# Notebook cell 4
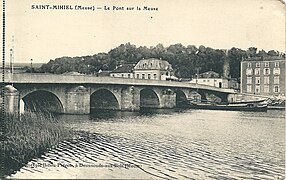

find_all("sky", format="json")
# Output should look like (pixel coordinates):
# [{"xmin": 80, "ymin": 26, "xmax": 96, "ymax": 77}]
[{"xmin": 4, "ymin": 0, "xmax": 285, "ymax": 63}]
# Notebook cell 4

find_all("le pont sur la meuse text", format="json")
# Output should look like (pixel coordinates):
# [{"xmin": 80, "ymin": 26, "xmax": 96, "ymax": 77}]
[{"xmin": 31, "ymin": 5, "xmax": 159, "ymax": 11}]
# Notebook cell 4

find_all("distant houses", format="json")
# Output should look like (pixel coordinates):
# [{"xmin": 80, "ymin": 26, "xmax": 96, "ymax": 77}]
[
  {"xmin": 106, "ymin": 55, "xmax": 285, "ymax": 98},
  {"xmin": 110, "ymin": 64, "xmax": 135, "ymax": 78}
]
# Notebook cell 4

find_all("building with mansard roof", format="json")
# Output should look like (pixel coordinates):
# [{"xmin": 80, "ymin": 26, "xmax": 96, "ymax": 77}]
[{"xmin": 133, "ymin": 58, "xmax": 175, "ymax": 80}]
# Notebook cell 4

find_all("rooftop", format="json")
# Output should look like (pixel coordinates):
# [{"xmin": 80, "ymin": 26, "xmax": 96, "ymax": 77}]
[
  {"xmin": 198, "ymin": 71, "xmax": 222, "ymax": 78},
  {"xmin": 111, "ymin": 64, "xmax": 134, "ymax": 73},
  {"xmin": 243, "ymin": 56, "xmax": 285, "ymax": 62},
  {"xmin": 134, "ymin": 58, "xmax": 173, "ymax": 71}
]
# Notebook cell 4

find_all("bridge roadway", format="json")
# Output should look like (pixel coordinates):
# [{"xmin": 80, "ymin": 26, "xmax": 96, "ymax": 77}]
[
  {"xmin": 4, "ymin": 73, "xmax": 235, "ymax": 94},
  {"xmin": 3, "ymin": 73, "xmax": 238, "ymax": 114}
]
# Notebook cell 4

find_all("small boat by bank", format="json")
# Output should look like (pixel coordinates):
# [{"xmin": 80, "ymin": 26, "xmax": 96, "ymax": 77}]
[
  {"xmin": 189, "ymin": 101, "xmax": 268, "ymax": 112},
  {"xmin": 267, "ymin": 106, "xmax": 285, "ymax": 110}
]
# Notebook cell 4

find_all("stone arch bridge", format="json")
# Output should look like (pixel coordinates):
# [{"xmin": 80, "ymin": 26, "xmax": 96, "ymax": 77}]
[{"xmin": 3, "ymin": 73, "xmax": 236, "ymax": 114}]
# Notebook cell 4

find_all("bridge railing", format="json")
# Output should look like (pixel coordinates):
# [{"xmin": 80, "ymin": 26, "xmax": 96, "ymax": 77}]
[{"xmin": 4, "ymin": 73, "xmax": 236, "ymax": 93}]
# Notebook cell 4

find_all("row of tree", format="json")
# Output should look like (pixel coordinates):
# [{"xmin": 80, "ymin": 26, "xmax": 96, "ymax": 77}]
[{"xmin": 36, "ymin": 43, "xmax": 284, "ymax": 79}]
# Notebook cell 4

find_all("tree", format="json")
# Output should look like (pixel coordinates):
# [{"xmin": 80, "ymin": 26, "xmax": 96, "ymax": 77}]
[
  {"xmin": 228, "ymin": 47, "xmax": 247, "ymax": 79},
  {"xmin": 37, "ymin": 43, "xmax": 278, "ymax": 81},
  {"xmin": 267, "ymin": 50, "xmax": 279, "ymax": 57},
  {"xmin": 246, "ymin": 47, "xmax": 257, "ymax": 57},
  {"xmin": 257, "ymin": 50, "xmax": 267, "ymax": 57}
]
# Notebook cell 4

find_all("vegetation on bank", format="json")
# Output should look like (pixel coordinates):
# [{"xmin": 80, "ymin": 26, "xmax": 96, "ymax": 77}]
[
  {"xmin": 1, "ymin": 112, "xmax": 72, "ymax": 177},
  {"xmin": 32, "ymin": 43, "xmax": 284, "ymax": 79}
]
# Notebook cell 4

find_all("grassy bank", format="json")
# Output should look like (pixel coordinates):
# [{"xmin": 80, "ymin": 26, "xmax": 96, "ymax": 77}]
[{"xmin": 1, "ymin": 112, "xmax": 72, "ymax": 177}]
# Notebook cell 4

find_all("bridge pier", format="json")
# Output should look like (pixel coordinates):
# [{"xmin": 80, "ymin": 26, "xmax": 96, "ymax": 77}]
[
  {"xmin": 160, "ymin": 89, "xmax": 176, "ymax": 108},
  {"xmin": 3, "ymin": 85, "xmax": 20, "ymax": 114},
  {"xmin": 65, "ymin": 86, "xmax": 90, "ymax": 114},
  {"xmin": 121, "ymin": 86, "xmax": 140, "ymax": 111}
]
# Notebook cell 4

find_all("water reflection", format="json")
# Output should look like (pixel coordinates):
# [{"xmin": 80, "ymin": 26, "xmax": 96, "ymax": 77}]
[
  {"xmin": 89, "ymin": 108, "xmax": 186, "ymax": 121},
  {"xmin": 10, "ymin": 109, "xmax": 285, "ymax": 179}
]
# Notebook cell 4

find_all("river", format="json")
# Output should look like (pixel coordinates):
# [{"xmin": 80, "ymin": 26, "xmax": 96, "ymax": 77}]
[{"xmin": 10, "ymin": 109, "xmax": 285, "ymax": 179}]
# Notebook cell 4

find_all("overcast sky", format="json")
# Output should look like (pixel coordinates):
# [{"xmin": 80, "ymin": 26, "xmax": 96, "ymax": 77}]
[{"xmin": 5, "ymin": 0, "xmax": 285, "ymax": 63}]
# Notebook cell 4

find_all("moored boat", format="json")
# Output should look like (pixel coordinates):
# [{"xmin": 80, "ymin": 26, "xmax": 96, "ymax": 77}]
[{"xmin": 189, "ymin": 101, "xmax": 268, "ymax": 112}]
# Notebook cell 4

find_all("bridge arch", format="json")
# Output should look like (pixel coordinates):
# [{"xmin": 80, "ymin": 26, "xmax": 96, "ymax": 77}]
[
  {"xmin": 90, "ymin": 89, "xmax": 120, "ymax": 110},
  {"xmin": 175, "ymin": 90, "xmax": 188, "ymax": 108},
  {"xmin": 21, "ymin": 90, "xmax": 64, "ymax": 113},
  {"xmin": 140, "ymin": 88, "xmax": 160, "ymax": 108}
]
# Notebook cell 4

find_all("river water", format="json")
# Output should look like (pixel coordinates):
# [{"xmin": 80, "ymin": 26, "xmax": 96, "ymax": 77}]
[{"xmin": 10, "ymin": 109, "xmax": 285, "ymax": 179}]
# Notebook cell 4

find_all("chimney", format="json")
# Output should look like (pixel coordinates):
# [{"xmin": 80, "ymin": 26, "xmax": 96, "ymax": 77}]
[{"xmin": 223, "ymin": 49, "xmax": 230, "ymax": 78}]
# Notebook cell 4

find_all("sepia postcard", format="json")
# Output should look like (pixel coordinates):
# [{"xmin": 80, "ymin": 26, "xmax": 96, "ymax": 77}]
[{"xmin": 1, "ymin": 0, "xmax": 285, "ymax": 179}]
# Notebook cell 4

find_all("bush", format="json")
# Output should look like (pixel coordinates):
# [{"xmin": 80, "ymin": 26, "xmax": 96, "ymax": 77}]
[{"xmin": 1, "ymin": 111, "xmax": 72, "ymax": 177}]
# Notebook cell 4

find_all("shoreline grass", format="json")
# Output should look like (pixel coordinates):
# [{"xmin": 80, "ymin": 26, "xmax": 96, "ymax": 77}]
[{"xmin": 1, "ymin": 111, "xmax": 73, "ymax": 177}]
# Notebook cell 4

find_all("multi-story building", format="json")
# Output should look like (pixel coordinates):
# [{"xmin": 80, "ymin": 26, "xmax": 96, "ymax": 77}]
[
  {"xmin": 189, "ymin": 71, "xmax": 229, "ymax": 88},
  {"xmin": 240, "ymin": 56, "xmax": 285, "ymax": 96},
  {"xmin": 110, "ymin": 58, "xmax": 176, "ymax": 80},
  {"xmin": 134, "ymin": 58, "xmax": 175, "ymax": 80}
]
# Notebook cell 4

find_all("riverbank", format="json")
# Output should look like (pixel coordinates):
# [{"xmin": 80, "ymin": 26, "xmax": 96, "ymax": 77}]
[{"xmin": 1, "ymin": 112, "xmax": 72, "ymax": 177}]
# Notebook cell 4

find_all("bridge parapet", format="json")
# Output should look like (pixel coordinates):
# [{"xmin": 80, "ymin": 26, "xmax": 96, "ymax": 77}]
[
  {"xmin": 5, "ymin": 73, "xmax": 236, "ymax": 94},
  {"xmin": 3, "ymin": 73, "xmax": 238, "ymax": 114}
]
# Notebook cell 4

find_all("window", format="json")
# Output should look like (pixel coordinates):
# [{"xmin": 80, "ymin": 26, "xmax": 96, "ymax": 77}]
[
  {"xmin": 207, "ymin": 80, "xmax": 210, "ymax": 82},
  {"xmin": 274, "ymin": 86, "xmax": 280, "ymax": 93},
  {"xmin": 264, "ymin": 85, "xmax": 269, "ymax": 93},
  {"xmin": 128, "ymin": 74, "xmax": 131, "ymax": 78},
  {"xmin": 203, "ymin": 80, "xmax": 206, "ymax": 82},
  {"xmin": 154, "ymin": 74, "xmax": 157, "ymax": 79},
  {"xmin": 148, "ymin": 74, "xmax": 151, "ymax": 79},
  {"xmin": 247, "ymin": 63, "xmax": 252, "ymax": 68},
  {"xmin": 122, "ymin": 74, "xmax": 124, "ymax": 77},
  {"xmin": 264, "ymin": 68, "xmax": 270, "ymax": 75},
  {"xmin": 112, "ymin": 74, "xmax": 115, "ymax": 77},
  {"xmin": 166, "ymin": 72, "xmax": 169, "ymax": 76},
  {"xmin": 256, "ymin": 63, "xmax": 260, "ymax": 67},
  {"xmin": 254, "ymin": 68, "xmax": 260, "ymax": 75},
  {"xmin": 275, "ymin": 62, "xmax": 279, "ymax": 67},
  {"xmin": 264, "ymin": 62, "xmax": 269, "ymax": 67},
  {"xmin": 142, "ymin": 74, "xmax": 145, "ymax": 79},
  {"xmin": 246, "ymin": 68, "xmax": 253, "ymax": 75},
  {"xmin": 247, "ymin": 85, "xmax": 252, "ymax": 93},
  {"xmin": 137, "ymin": 74, "xmax": 139, "ymax": 79},
  {"xmin": 247, "ymin": 77, "xmax": 252, "ymax": 84},
  {"xmin": 273, "ymin": 68, "xmax": 280, "ymax": 75},
  {"xmin": 264, "ymin": 76, "xmax": 269, "ymax": 84},
  {"xmin": 255, "ymin": 77, "xmax": 260, "ymax": 84},
  {"xmin": 274, "ymin": 76, "xmax": 279, "ymax": 84},
  {"xmin": 255, "ymin": 86, "xmax": 260, "ymax": 93}
]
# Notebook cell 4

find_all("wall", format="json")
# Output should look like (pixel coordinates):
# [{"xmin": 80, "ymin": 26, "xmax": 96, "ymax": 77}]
[
  {"xmin": 110, "ymin": 73, "xmax": 134, "ymax": 78},
  {"xmin": 189, "ymin": 78, "xmax": 229, "ymax": 88},
  {"xmin": 134, "ymin": 69, "xmax": 161, "ymax": 80}
]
